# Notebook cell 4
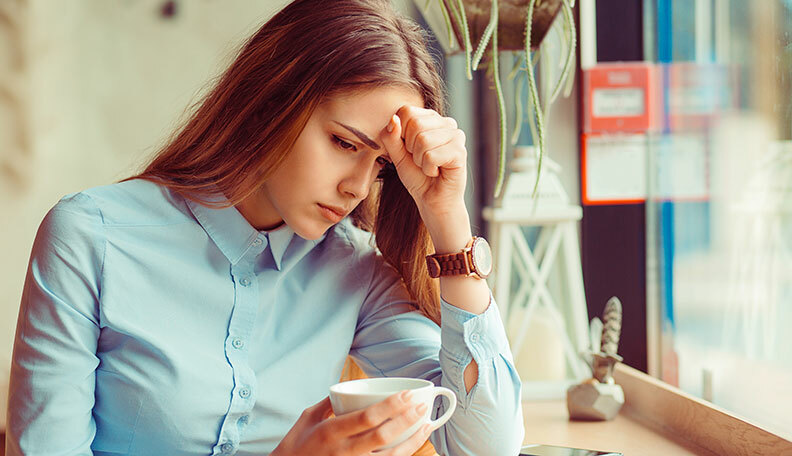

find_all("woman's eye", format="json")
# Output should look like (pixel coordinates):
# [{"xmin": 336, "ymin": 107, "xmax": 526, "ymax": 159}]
[
  {"xmin": 332, "ymin": 135, "xmax": 356, "ymax": 151},
  {"xmin": 376, "ymin": 156, "xmax": 391, "ymax": 167}
]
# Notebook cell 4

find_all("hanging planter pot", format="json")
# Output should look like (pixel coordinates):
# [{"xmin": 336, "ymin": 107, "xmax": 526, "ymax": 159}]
[
  {"xmin": 416, "ymin": 0, "xmax": 576, "ymax": 199},
  {"xmin": 442, "ymin": 0, "xmax": 562, "ymax": 53}
]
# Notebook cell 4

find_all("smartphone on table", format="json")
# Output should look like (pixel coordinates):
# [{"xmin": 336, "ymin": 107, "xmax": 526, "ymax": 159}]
[{"xmin": 520, "ymin": 443, "xmax": 623, "ymax": 456}]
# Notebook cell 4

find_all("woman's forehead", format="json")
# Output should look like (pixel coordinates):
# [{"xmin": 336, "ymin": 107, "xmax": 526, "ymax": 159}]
[{"xmin": 320, "ymin": 86, "xmax": 424, "ymax": 112}]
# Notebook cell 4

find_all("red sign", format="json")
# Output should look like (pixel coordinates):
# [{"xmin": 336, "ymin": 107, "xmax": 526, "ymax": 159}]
[{"xmin": 583, "ymin": 62, "xmax": 662, "ymax": 133}]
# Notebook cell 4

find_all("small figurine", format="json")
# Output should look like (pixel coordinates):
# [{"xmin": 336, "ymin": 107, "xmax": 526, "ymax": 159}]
[{"xmin": 566, "ymin": 297, "xmax": 625, "ymax": 421}]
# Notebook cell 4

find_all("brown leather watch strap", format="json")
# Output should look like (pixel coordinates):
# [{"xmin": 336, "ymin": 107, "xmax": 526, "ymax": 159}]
[{"xmin": 426, "ymin": 251, "xmax": 471, "ymax": 278}]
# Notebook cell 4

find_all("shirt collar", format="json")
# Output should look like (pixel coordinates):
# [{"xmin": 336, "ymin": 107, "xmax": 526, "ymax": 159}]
[
  {"xmin": 183, "ymin": 186, "xmax": 327, "ymax": 269},
  {"xmin": 265, "ymin": 221, "xmax": 294, "ymax": 270}
]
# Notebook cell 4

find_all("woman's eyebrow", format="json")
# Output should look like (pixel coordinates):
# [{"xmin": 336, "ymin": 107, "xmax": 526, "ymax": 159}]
[{"xmin": 333, "ymin": 121, "xmax": 381, "ymax": 150}]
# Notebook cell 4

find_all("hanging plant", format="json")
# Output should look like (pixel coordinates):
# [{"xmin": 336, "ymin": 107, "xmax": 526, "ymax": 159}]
[{"xmin": 417, "ymin": 0, "xmax": 577, "ymax": 198}]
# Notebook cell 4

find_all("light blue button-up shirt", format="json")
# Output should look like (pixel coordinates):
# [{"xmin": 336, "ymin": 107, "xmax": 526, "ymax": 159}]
[{"xmin": 6, "ymin": 178, "xmax": 524, "ymax": 455}]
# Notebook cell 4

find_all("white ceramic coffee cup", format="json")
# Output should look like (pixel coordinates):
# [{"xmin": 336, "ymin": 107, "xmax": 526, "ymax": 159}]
[{"xmin": 329, "ymin": 377, "xmax": 457, "ymax": 450}]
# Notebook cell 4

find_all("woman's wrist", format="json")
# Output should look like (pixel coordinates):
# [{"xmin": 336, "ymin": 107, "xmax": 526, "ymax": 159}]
[{"xmin": 419, "ymin": 201, "xmax": 473, "ymax": 254}]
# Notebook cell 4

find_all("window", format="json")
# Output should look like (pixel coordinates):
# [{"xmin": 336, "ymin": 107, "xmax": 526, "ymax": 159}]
[{"xmin": 645, "ymin": 0, "xmax": 792, "ymax": 439}]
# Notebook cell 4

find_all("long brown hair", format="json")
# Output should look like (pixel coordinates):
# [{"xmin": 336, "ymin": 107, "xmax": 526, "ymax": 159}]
[{"xmin": 121, "ymin": 0, "xmax": 446, "ymax": 325}]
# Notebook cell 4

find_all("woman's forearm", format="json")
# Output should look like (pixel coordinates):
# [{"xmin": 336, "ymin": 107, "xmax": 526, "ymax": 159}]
[
  {"xmin": 421, "ymin": 202, "xmax": 491, "ymax": 315},
  {"xmin": 421, "ymin": 202, "xmax": 492, "ymax": 392}
]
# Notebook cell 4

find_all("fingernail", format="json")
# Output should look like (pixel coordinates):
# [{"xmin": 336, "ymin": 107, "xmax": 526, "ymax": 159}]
[
  {"xmin": 415, "ymin": 403, "xmax": 427, "ymax": 414},
  {"xmin": 401, "ymin": 390, "xmax": 413, "ymax": 403},
  {"xmin": 386, "ymin": 116, "xmax": 395, "ymax": 133}
]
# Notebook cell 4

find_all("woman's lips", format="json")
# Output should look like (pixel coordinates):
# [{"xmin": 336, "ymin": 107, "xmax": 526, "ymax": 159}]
[{"xmin": 317, "ymin": 204, "xmax": 345, "ymax": 223}]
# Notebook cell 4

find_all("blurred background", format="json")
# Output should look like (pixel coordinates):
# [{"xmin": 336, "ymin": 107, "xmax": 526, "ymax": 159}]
[
  {"xmin": 0, "ymin": 0, "xmax": 790, "ymax": 445},
  {"xmin": 0, "ymin": 0, "xmax": 309, "ymax": 434}
]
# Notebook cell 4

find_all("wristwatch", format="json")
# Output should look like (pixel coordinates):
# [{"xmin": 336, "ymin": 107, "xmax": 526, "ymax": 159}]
[{"xmin": 425, "ymin": 236, "xmax": 493, "ymax": 279}]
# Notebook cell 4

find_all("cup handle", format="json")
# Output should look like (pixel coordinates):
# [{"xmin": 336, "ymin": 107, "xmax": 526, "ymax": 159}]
[{"xmin": 427, "ymin": 386, "xmax": 457, "ymax": 431}]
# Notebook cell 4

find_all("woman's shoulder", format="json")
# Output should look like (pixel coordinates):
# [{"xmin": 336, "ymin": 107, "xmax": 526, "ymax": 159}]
[
  {"xmin": 329, "ymin": 218, "xmax": 378, "ymax": 256},
  {"xmin": 327, "ymin": 218, "xmax": 399, "ymax": 276},
  {"xmin": 53, "ymin": 178, "xmax": 191, "ymax": 228}
]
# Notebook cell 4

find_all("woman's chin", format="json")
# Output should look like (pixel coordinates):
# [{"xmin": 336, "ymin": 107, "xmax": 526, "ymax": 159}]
[{"xmin": 292, "ymin": 223, "xmax": 331, "ymax": 241}]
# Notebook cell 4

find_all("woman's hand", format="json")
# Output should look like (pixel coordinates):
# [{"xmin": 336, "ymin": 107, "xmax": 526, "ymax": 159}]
[
  {"xmin": 271, "ymin": 392, "xmax": 433, "ymax": 456},
  {"xmin": 379, "ymin": 106, "xmax": 468, "ymax": 218}
]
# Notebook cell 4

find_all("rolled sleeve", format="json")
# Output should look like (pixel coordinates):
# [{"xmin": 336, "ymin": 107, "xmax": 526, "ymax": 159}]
[
  {"xmin": 435, "ymin": 292, "xmax": 525, "ymax": 455},
  {"xmin": 439, "ymin": 292, "xmax": 510, "ymax": 366}
]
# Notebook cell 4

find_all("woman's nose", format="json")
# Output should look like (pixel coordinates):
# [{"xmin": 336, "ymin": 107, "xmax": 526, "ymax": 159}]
[{"xmin": 339, "ymin": 160, "xmax": 377, "ymax": 200}]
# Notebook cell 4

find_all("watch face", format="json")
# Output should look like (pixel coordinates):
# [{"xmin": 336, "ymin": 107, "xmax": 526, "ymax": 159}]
[{"xmin": 471, "ymin": 237, "xmax": 493, "ymax": 278}]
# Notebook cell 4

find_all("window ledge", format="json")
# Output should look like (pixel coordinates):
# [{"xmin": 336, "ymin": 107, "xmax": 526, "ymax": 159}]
[{"xmin": 613, "ymin": 363, "xmax": 792, "ymax": 455}]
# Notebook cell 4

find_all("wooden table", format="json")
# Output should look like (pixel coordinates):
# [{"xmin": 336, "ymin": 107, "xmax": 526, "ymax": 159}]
[
  {"xmin": 520, "ymin": 364, "xmax": 792, "ymax": 456},
  {"xmin": 521, "ymin": 399, "xmax": 713, "ymax": 455}
]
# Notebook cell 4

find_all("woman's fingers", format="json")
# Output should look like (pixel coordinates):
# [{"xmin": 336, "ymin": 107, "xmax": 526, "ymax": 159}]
[
  {"xmin": 381, "ymin": 115, "xmax": 411, "ymax": 172},
  {"xmin": 408, "ymin": 129, "xmax": 456, "ymax": 169},
  {"xmin": 371, "ymin": 422, "xmax": 434, "ymax": 456},
  {"xmin": 346, "ymin": 401, "xmax": 428, "ymax": 455},
  {"xmin": 414, "ymin": 129, "xmax": 466, "ymax": 178},
  {"xmin": 329, "ymin": 390, "xmax": 414, "ymax": 438},
  {"xmin": 277, "ymin": 392, "xmax": 430, "ymax": 456},
  {"xmin": 402, "ymin": 113, "xmax": 452, "ymax": 152}
]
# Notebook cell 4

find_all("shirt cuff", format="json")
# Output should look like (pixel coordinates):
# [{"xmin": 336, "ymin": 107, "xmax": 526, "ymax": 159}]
[{"xmin": 440, "ymin": 290, "xmax": 510, "ymax": 366}]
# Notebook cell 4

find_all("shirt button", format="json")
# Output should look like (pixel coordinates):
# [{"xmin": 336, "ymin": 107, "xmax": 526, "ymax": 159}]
[
  {"xmin": 239, "ymin": 277, "xmax": 251, "ymax": 287},
  {"xmin": 231, "ymin": 338, "xmax": 245, "ymax": 349},
  {"xmin": 252, "ymin": 238, "xmax": 263, "ymax": 247},
  {"xmin": 239, "ymin": 387, "xmax": 251, "ymax": 399},
  {"xmin": 238, "ymin": 415, "xmax": 249, "ymax": 425},
  {"xmin": 470, "ymin": 333, "xmax": 480, "ymax": 343},
  {"xmin": 221, "ymin": 442, "xmax": 234, "ymax": 453}
]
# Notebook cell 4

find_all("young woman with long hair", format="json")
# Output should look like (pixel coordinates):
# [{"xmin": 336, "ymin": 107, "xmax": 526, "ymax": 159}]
[{"xmin": 6, "ymin": 0, "xmax": 524, "ymax": 454}]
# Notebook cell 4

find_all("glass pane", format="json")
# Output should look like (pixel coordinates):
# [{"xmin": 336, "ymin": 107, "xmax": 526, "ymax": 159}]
[{"xmin": 646, "ymin": 0, "xmax": 792, "ymax": 439}]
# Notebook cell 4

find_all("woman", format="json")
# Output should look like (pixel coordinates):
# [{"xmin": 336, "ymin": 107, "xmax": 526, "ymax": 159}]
[{"xmin": 6, "ymin": 0, "xmax": 524, "ymax": 454}]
